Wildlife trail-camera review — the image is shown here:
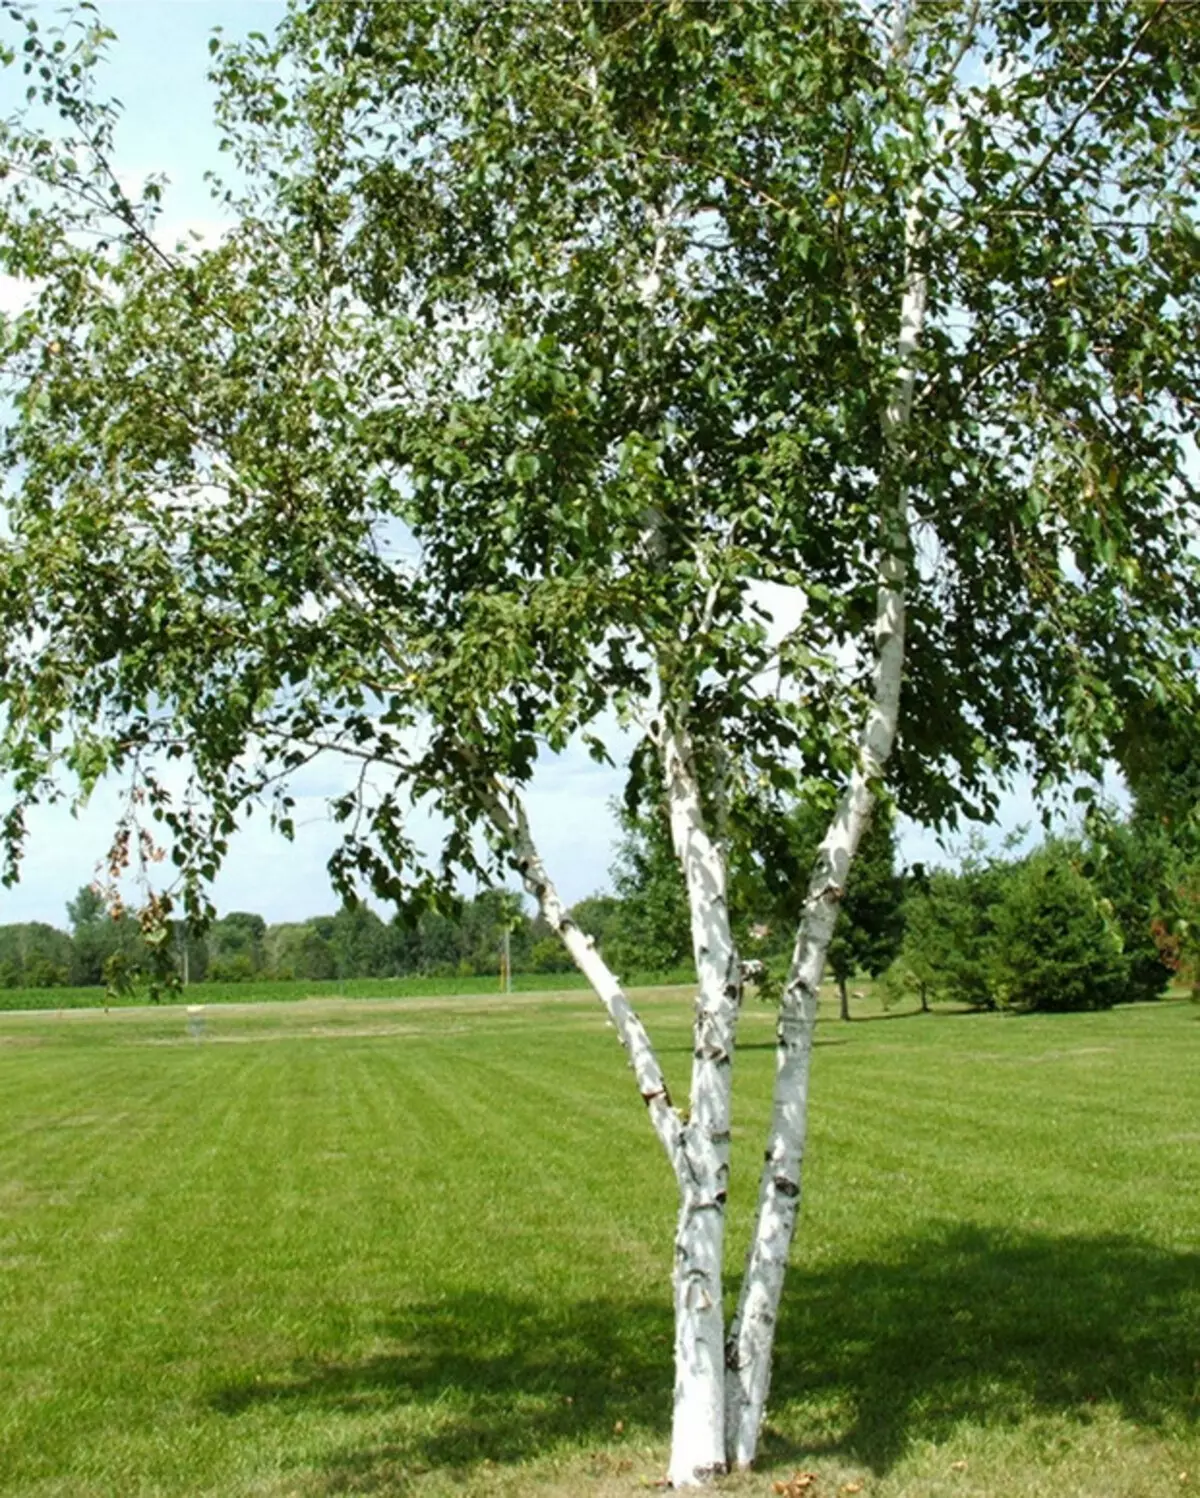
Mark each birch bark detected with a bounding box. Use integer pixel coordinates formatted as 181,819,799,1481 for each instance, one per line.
660,722,742,1485
485,741,740,1485
723,189,929,1468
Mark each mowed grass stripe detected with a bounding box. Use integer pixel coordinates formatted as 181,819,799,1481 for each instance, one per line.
386,1023,677,1294
1,1047,271,1489
1,994,1197,1498
3,1036,479,1493
794,1013,1197,1246
0,1001,678,1494
734,1007,1198,1497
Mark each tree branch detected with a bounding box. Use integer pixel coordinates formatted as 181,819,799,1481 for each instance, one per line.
1014,0,1172,203
478,775,685,1181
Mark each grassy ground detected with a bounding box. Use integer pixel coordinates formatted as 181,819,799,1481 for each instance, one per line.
0,969,696,1012
0,986,1196,1497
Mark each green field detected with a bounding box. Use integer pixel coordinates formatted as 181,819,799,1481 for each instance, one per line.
0,987,1196,1497
0,970,696,1013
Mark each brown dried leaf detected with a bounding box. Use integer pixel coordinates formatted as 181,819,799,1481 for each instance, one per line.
773,1474,821,1497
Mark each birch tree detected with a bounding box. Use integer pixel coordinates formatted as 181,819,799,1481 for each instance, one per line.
2,0,1199,1483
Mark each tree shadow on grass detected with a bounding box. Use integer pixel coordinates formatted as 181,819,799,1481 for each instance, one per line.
762,1224,1199,1472
213,1293,675,1491
733,1038,851,1052
210,1226,1198,1492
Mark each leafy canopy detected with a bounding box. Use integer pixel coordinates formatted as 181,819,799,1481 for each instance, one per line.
1,1,1198,916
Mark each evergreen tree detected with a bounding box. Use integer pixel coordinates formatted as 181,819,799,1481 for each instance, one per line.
890,844,1013,1011
992,844,1129,1012
826,805,904,1020
1118,711,1200,998
1088,818,1177,1004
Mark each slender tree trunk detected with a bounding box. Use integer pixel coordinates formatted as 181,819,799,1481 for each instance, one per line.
724,185,929,1469
838,974,850,1022
669,1169,728,1484
483,748,741,1486
661,722,741,1485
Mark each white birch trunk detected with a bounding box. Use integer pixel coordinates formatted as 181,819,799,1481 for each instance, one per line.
660,723,742,1485
484,746,740,1486
724,190,929,1468
669,1182,727,1486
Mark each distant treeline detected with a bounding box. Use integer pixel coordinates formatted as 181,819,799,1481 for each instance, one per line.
0,886,582,993
2,807,1194,1013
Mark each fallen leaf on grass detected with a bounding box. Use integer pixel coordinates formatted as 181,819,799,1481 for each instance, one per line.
950,1460,968,1472
841,1484,864,1494
773,1473,818,1496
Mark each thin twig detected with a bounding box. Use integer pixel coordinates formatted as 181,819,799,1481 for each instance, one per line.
1013,0,1172,203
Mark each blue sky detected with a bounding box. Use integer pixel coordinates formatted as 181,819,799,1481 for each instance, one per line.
0,3,1098,930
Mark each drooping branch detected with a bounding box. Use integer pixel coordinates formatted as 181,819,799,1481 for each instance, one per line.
479,776,685,1182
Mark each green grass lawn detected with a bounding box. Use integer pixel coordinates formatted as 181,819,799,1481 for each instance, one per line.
0,969,696,1012
0,988,1196,1497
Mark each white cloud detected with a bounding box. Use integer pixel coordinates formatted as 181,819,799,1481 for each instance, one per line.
0,273,41,318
